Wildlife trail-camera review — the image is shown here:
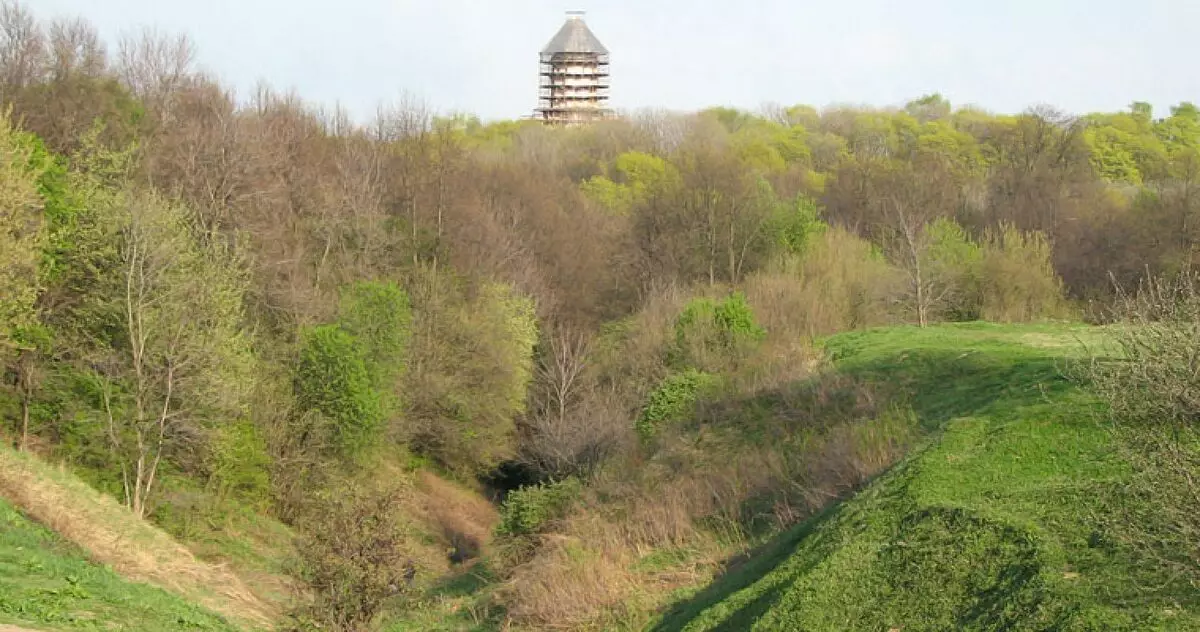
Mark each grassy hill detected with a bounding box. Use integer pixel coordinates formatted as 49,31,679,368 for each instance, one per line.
0,496,240,632
652,323,1198,631
0,446,278,631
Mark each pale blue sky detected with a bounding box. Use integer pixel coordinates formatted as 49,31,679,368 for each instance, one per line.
30,0,1200,122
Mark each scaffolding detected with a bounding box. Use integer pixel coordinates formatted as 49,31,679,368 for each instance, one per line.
536,12,611,125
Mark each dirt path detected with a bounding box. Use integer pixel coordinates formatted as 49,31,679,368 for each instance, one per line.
0,625,47,632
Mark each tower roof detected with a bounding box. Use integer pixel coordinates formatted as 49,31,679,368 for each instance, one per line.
541,12,608,55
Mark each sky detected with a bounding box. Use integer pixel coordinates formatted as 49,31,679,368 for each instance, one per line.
29,0,1200,123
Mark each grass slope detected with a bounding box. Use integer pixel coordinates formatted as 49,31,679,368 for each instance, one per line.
653,322,1198,631
0,498,239,631
0,446,276,630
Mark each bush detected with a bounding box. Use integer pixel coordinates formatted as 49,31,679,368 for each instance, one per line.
335,280,412,393
294,325,383,461
670,293,765,372
746,227,901,339
496,477,583,537
1085,269,1200,593
924,217,983,321
636,369,720,440
980,224,1066,322
206,419,271,509
291,479,419,632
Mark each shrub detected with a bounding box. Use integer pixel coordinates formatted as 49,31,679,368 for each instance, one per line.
207,419,271,508
294,325,382,461
980,224,1066,322
746,227,901,340
636,369,720,440
1085,269,1200,593
335,280,412,393
670,293,765,372
291,479,419,632
496,477,584,537
924,217,983,321
771,194,826,256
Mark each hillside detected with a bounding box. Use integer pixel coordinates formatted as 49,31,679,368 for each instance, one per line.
0,446,277,631
0,496,240,632
653,323,1199,631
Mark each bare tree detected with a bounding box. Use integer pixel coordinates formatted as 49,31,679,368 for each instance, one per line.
534,327,593,431
46,17,105,80
116,26,196,126
863,157,962,326
0,1,45,96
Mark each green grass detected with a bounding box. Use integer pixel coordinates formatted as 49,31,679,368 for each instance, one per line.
149,475,299,610
383,562,505,632
652,322,1199,631
0,498,240,632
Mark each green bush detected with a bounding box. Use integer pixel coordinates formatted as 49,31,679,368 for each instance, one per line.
771,194,826,256
294,325,383,460
671,293,766,372
207,419,272,508
336,280,412,392
636,369,720,440
496,477,583,537
924,217,983,321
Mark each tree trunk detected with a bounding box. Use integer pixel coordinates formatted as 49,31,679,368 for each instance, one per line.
19,391,29,452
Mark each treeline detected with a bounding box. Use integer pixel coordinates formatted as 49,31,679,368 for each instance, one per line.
1,1,1198,629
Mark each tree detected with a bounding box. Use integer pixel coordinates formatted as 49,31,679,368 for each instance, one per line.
0,1,46,95
0,107,45,356
293,324,382,462
406,278,538,475
925,217,984,321
905,93,952,124
92,191,253,517
829,155,961,326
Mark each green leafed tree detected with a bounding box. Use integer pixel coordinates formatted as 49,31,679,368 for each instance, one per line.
294,324,383,461
581,151,679,216
89,190,254,517
924,217,984,321
0,108,47,357
407,278,538,475
336,279,413,393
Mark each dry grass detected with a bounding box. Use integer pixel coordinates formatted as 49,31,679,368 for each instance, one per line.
0,445,278,630
414,469,500,565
